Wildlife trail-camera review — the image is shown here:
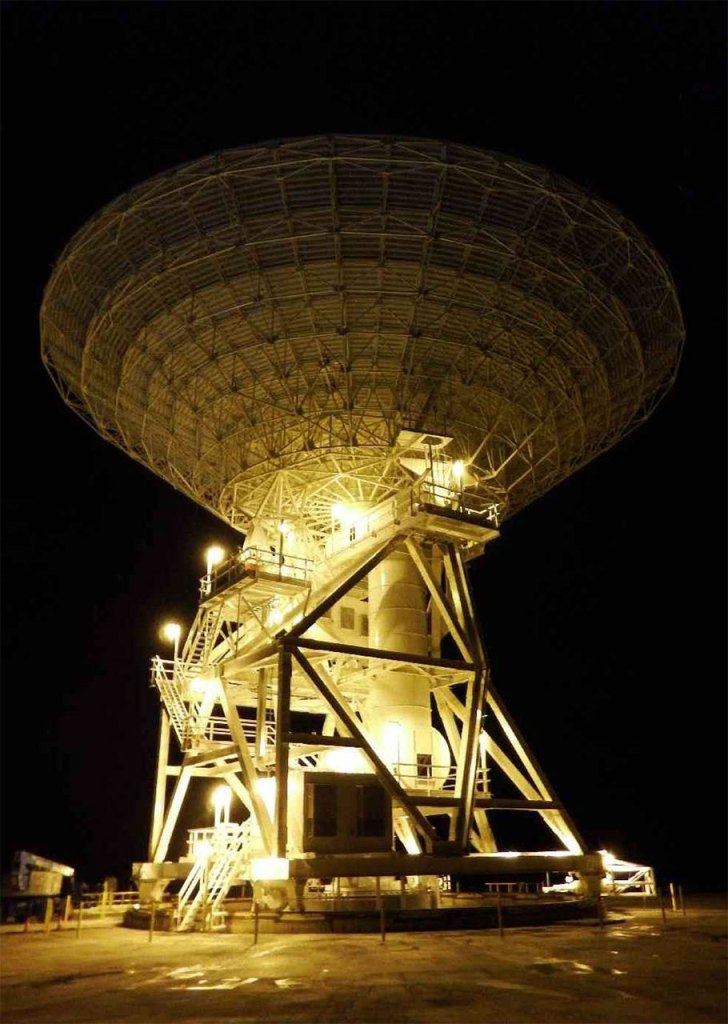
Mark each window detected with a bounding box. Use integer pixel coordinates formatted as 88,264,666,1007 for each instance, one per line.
355,784,388,837
416,753,433,780
309,783,338,837
340,606,355,630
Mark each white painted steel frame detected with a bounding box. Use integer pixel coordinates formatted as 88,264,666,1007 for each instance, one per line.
146,520,584,885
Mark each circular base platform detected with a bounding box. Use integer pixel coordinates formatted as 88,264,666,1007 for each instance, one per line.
124,896,612,935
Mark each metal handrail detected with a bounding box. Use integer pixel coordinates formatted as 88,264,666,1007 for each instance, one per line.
391,762,489,794
201,547,313,599
323,474,499,561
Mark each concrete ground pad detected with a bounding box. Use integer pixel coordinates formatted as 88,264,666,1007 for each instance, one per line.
1,902,725,1023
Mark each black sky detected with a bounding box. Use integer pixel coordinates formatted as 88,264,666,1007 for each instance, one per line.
1,1,725,889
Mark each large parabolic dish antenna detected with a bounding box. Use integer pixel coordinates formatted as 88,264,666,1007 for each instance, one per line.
41,136,684,534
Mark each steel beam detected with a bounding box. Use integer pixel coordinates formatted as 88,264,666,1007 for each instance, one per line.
433,690,463,777
288,851,605,880
275,647,292,858
291,649,438,849
442,690,577,850
285,732,361,747
292,636,475,673
473,808,498,853
224,771,254,814
486,681,586,853
405,537,473,661
412,797,559,810
444,560,485,848
442,545,493,851
182,743,238,768
149,708,170,860
289,536,402,638
153,766,191,863
255,667,267,765
217,676,275,854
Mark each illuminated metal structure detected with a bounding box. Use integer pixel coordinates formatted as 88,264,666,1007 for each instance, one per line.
41,136,682,927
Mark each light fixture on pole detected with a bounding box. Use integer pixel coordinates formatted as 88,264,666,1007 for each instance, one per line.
205,545,225,577
161,621,182,663
211,785,232,827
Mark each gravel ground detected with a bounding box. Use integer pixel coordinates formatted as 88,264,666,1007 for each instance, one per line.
1,903,725,1023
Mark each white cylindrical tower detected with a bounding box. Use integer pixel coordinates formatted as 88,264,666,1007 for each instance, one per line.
366,545,450,788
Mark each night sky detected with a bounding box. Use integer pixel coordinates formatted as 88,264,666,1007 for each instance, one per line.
2,2,725,891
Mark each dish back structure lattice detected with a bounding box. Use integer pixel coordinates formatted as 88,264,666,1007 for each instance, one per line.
41,135,683,534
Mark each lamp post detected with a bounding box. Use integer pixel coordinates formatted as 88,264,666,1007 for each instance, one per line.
204,545,225,595
212,785,232,828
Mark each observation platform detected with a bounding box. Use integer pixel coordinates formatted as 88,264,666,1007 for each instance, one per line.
199,479,499,609
201,549,313,603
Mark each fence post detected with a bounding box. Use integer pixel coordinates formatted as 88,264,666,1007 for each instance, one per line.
44,898,53,935
496,892,504,939
376,877,386,944
669,882,677,912
64,895,72,923
76,902,82,938
149,902,156,943
253,900,259,946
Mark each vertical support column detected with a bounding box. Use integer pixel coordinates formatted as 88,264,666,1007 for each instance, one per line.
153,767,191,863
455,668,486,848
149,709,171,860
275,647,292,858
444,544,488,851
255,668,268,766
430,544,444,658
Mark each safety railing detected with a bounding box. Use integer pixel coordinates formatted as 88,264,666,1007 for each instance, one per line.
391,763,489,795
185,823,250,862
200,547,313,599
323,476,500,561
480,881,544,895
417,480,500,524
79,891,139,915
191,715,275,748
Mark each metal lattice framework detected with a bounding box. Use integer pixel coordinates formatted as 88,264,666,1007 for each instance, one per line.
40,136,684,532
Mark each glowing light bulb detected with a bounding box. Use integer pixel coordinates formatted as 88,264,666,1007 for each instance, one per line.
205,545,225,575
211,785,232,813
161,622,181,644
211,785,232,825
452,460,465,483
194,840,212,860
190,675,214,697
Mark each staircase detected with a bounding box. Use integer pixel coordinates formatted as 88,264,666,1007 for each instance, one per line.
177,822,251,931
183,605,225,669
150,656,188,746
